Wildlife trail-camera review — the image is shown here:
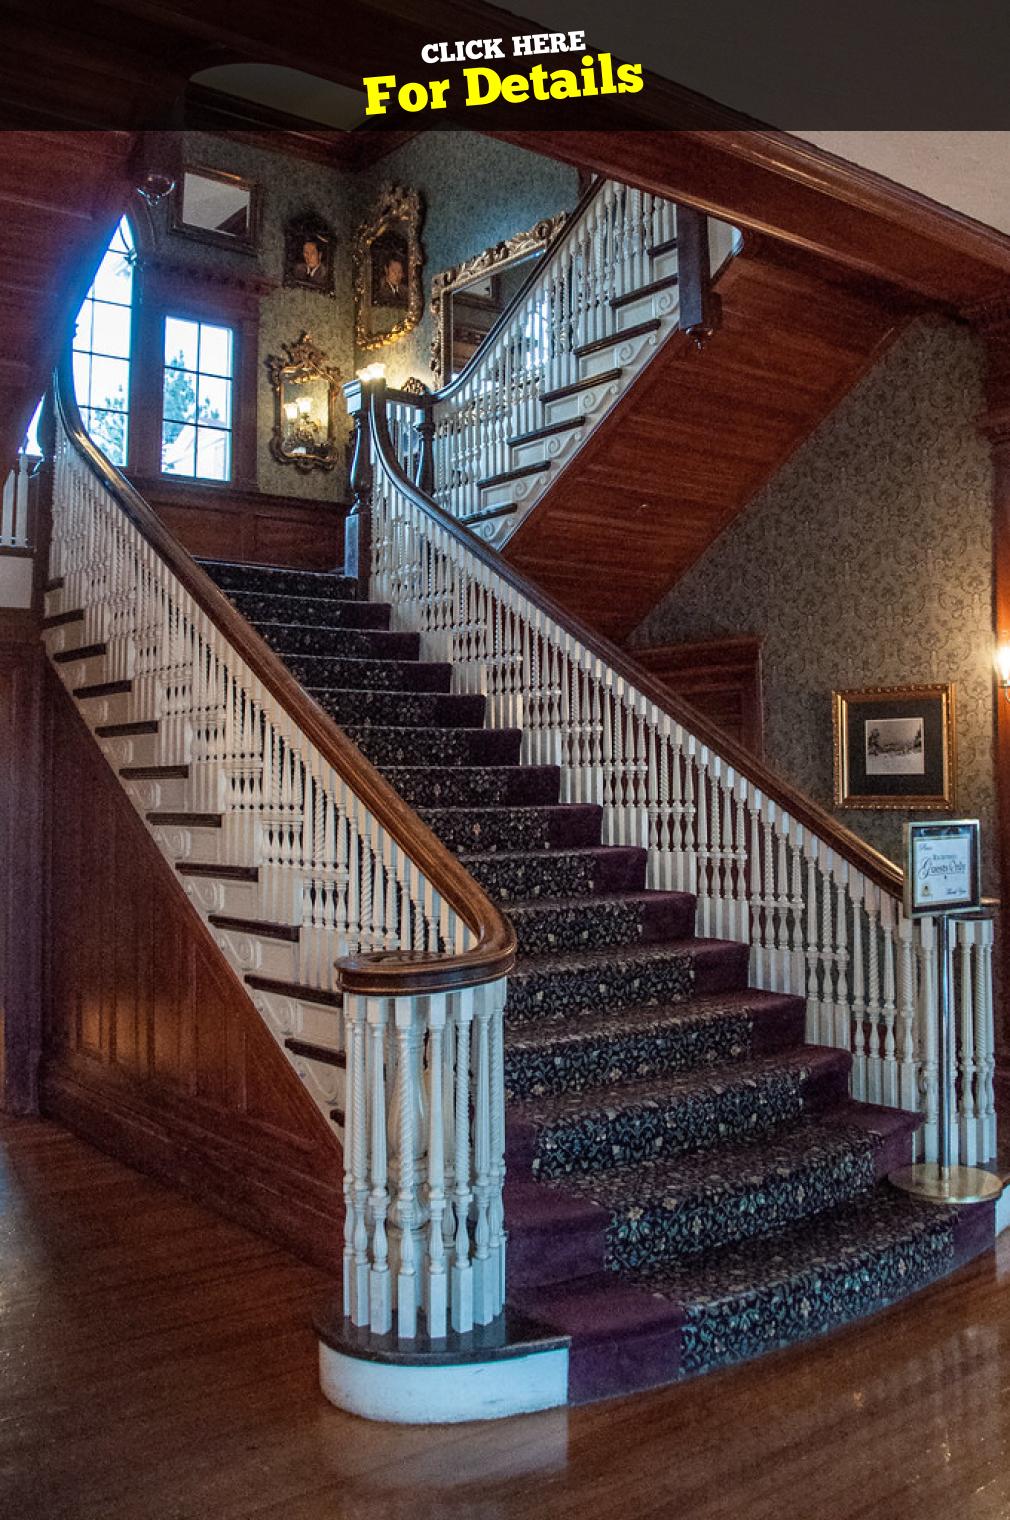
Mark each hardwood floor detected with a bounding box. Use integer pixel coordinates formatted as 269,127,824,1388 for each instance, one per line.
3,1113,1010,1520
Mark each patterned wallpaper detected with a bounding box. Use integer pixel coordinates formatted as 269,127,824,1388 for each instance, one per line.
143,132,579,496
629,318,999,889
350,132,581,386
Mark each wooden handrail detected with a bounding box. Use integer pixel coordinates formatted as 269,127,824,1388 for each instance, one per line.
53,361,516,997
368,381,905,899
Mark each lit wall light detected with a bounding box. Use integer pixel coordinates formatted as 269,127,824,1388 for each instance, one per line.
357,363,386,384
284,401,299,421
996,639,1010,701
297,396,313,416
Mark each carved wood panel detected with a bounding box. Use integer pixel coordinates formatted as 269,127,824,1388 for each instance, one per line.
42,672,343,1269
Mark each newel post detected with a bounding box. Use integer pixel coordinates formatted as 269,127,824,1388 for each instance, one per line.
343,378,376,600
415,397,435,497
676,205,722,348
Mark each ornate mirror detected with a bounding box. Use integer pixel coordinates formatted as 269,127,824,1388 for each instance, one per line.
265,333,342,473
429,214,568,387
171,166,260,254
352,184,425,351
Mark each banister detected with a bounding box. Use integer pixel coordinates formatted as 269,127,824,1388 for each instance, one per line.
367,379,905,899
429,175,606,404
53,359,516,997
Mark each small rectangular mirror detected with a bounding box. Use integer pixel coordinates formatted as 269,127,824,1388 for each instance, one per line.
172,166,259,254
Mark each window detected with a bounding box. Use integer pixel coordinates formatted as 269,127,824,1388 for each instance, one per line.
161,316,234,481
72,216,134,467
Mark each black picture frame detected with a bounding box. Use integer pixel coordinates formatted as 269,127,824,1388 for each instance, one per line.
283,214,336,297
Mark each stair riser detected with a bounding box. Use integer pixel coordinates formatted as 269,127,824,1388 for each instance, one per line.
511,433,581,471
284,655,451,692
202,564,357,599
229,591,391,629
462,846,648,901
97,731,164,769
505,941,748,1026
505,1007,776,1102
525,1065,840,1183
383,765,560,809
347,726,523,769
178,874,260,919
122,774,189,811
210,928,299,982
508,893,695,956
421,804,603,856
256,624,421,662
310,689,487,729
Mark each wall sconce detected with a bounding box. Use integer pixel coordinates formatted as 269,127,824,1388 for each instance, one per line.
357,363,386,384
996,639,1010,701
284,401,299,422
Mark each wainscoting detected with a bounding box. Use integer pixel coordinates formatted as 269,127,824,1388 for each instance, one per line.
40,670,343,1268
128,475,348,570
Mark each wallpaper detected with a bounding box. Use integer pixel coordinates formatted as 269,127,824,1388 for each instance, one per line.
629,318,998,889
350,132,582,385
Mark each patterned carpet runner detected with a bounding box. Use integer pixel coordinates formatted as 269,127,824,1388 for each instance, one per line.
202,558,979,1396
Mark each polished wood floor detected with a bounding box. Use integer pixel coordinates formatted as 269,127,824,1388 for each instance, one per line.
3,1113,1010,1520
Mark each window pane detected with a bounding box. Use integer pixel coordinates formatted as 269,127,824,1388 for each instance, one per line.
88,408,128,467
89,355,130,415
72,351,92,407
163,368,198,425
90,248,134,305
90,299,132,360
165,316,199,371
195,428,231,482
162,420,196,476
197,373,231,428
199,323,233,378
72,300,95,354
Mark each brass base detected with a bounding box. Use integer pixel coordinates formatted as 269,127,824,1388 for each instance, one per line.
889,1163,1005,1206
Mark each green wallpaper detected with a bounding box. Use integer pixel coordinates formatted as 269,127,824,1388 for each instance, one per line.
629,319,999,888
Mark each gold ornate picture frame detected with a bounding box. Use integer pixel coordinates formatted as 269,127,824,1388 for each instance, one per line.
832,683,956,811
428,213,568,387
265,332,343,473
352,184,425,352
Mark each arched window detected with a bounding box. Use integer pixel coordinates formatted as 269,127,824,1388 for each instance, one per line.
72,216,135,467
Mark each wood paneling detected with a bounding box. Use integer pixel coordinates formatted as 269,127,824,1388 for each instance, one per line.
0,611,43,1114
41,669,344,1267
2,1112,1009,1519
505,237,910,641
129,476,348,569
0,131,134,473
633,635,764,756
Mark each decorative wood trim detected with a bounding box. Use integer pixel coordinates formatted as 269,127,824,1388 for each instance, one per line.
0,622,43,1114
352,183,425,353
632,635,765,757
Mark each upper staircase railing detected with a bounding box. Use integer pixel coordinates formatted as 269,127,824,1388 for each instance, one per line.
386,178,732,540
2,445,40,553
353,374,997,1192
46,364,516,1343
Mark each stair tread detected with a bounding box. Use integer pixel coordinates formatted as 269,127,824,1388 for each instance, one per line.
510,1045,847,1130
504,987,801,1053
511,935,741,977
548,1104,914,1209
505,889,693,917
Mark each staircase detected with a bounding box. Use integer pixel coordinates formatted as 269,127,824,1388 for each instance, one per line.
196,555,991,1403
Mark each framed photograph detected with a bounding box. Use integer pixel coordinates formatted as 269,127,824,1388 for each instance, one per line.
903,819,980,919
171,166,260,255
283,214,336,296
833,684,955,810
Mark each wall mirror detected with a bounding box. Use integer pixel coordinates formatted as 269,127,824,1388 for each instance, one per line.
265,332,342,472
172,166,260,253
352,184,425,351
429,214,568,387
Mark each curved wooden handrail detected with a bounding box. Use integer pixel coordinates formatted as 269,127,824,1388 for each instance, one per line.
429,175,604,405
53,362,516,997
368,381,905,899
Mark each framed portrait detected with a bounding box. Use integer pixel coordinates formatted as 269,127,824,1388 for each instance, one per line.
352,184,425,351
283,214,336,296
833,684,956,810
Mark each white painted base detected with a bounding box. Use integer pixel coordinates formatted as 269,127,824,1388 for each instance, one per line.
995,1186,1010,1236
0,553,33,608
318,1340,569,1424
